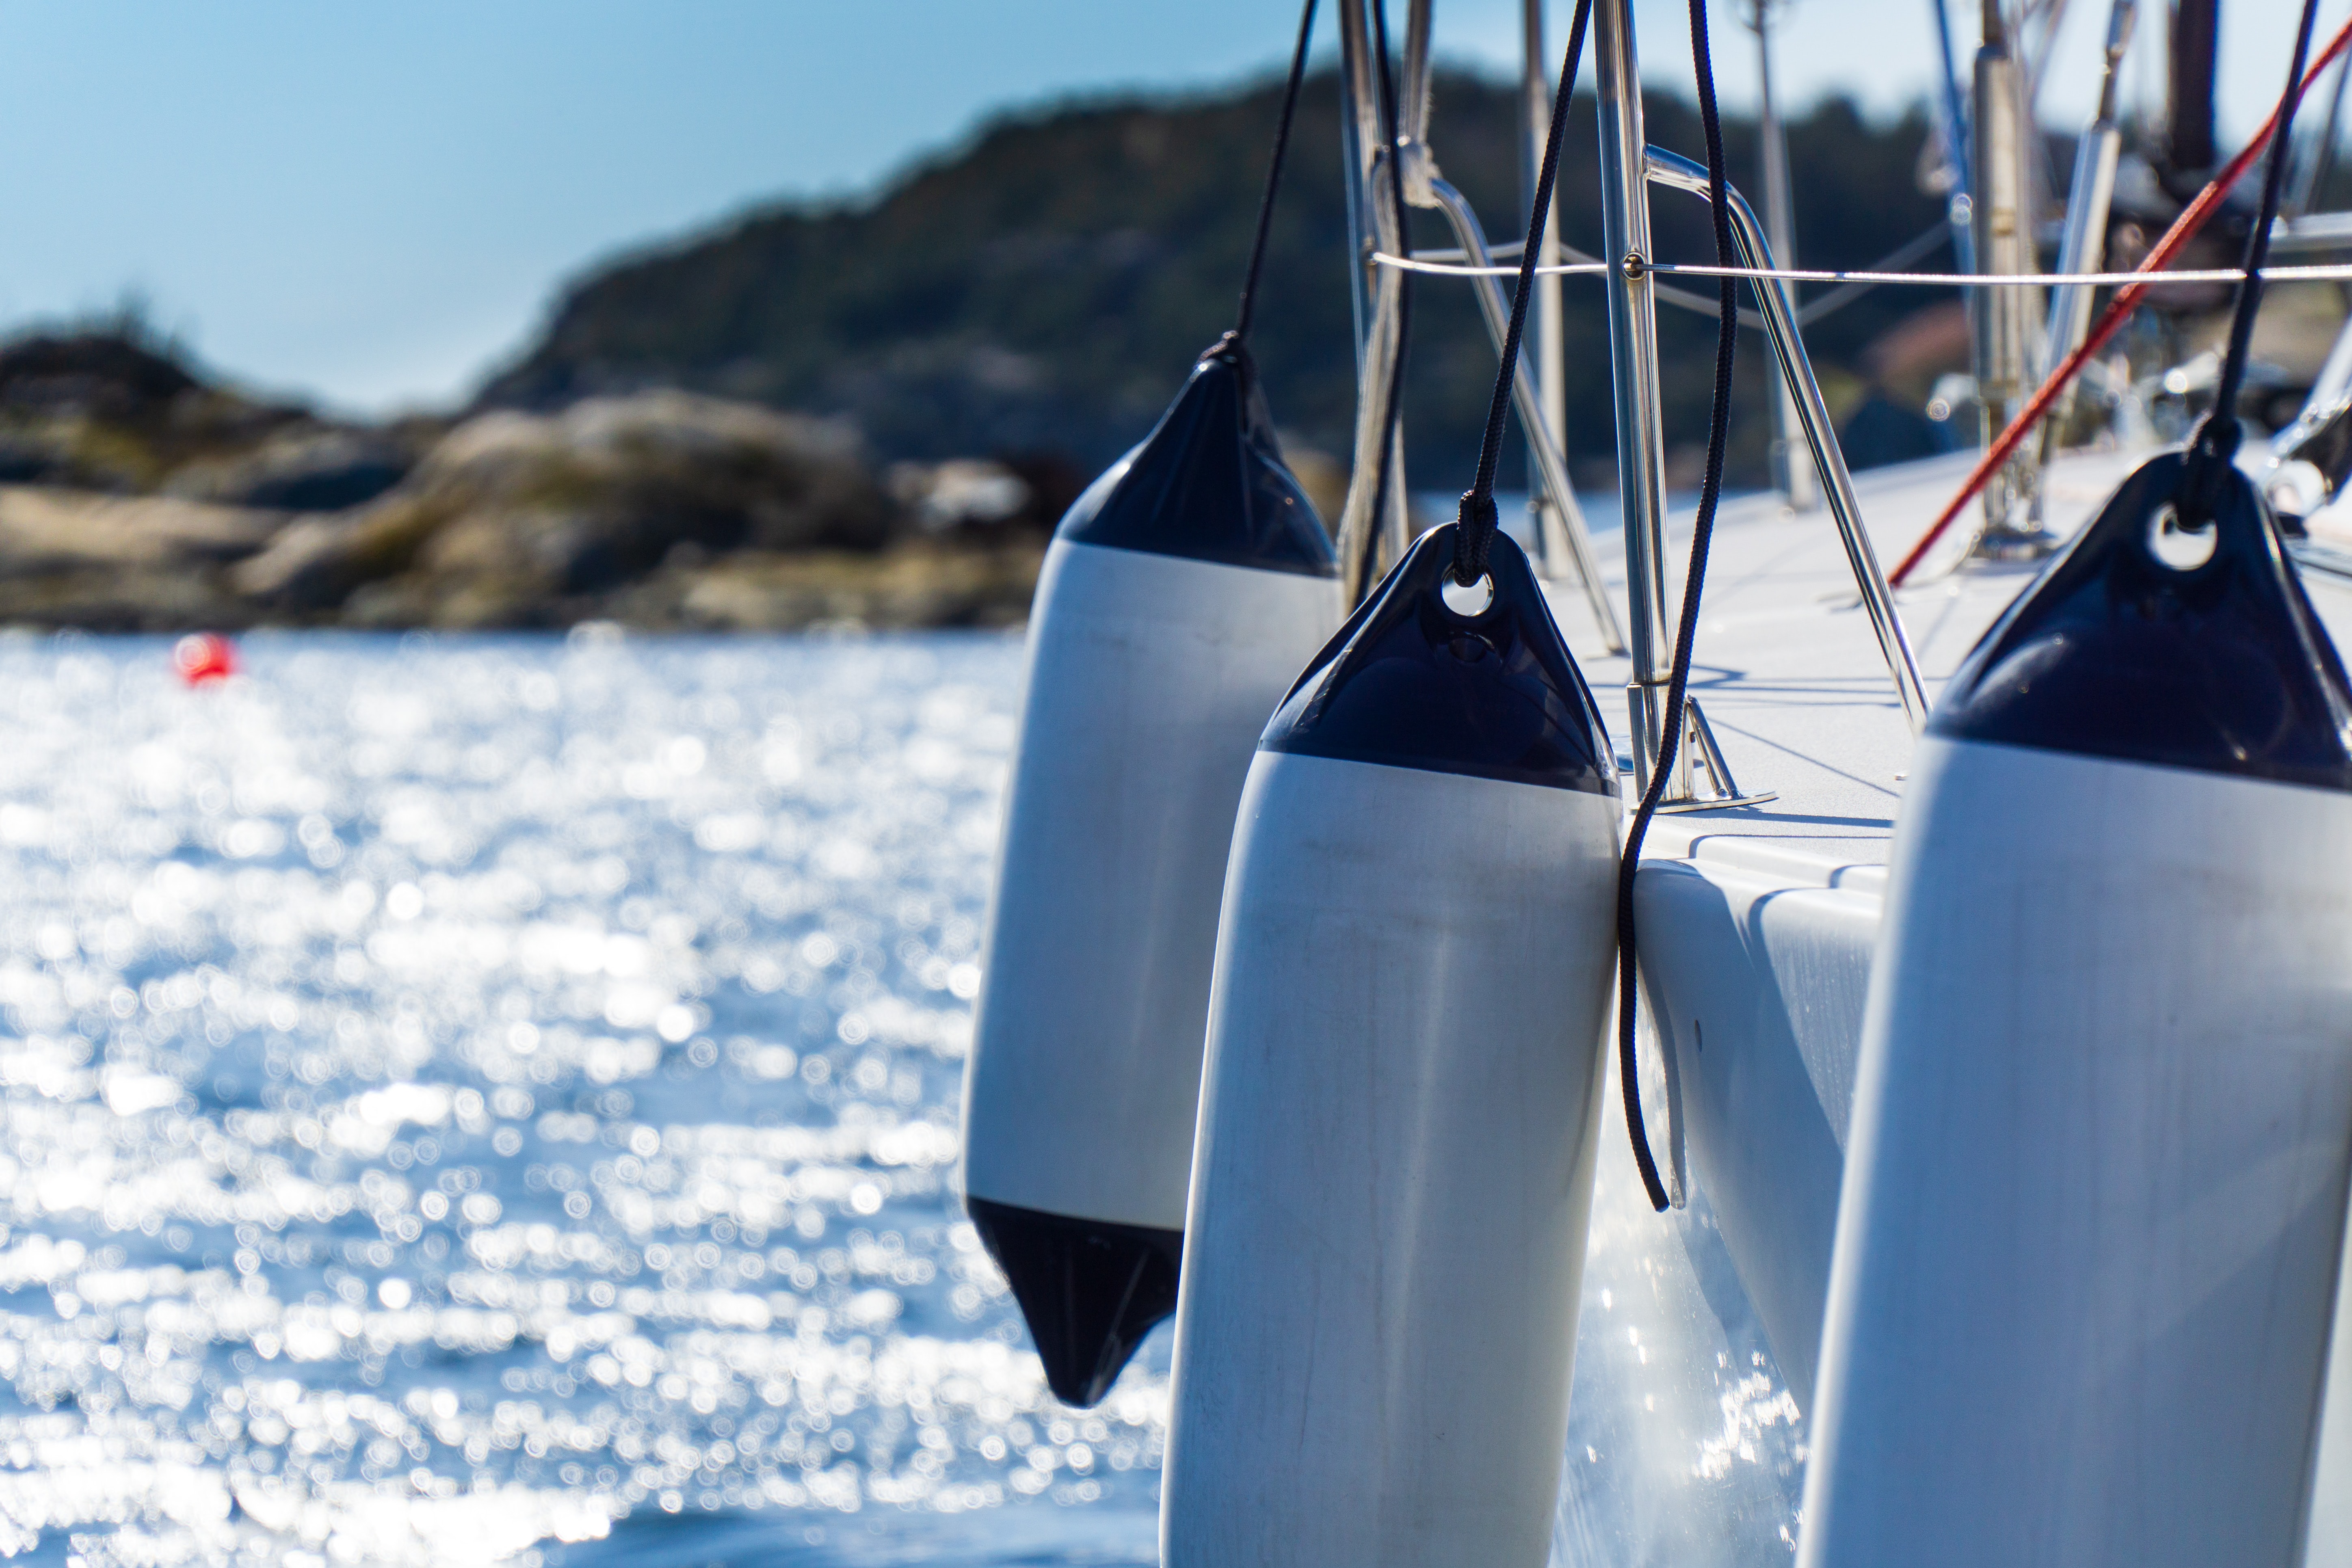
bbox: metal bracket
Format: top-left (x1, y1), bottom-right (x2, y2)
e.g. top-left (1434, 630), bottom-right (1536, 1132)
top-left (1653, 695), bottom-right (1777, 814)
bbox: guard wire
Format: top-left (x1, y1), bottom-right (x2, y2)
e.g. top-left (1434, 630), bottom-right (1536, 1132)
top-left (1794, 222), bottom-right (1952, 324)
top-left (1374, 252), bottom-right (2352, 289)
top-left (1615, 0), bottom-right (1741, 1216)
top-left (1449, 0), bottom-right (1594, 587)
top-left (1231, 0), bottom-right (1320, 347)
top-left (1361, 0), bottom-right (1416, 596)
top-left (2181, 0), bottom-right (2321, 525)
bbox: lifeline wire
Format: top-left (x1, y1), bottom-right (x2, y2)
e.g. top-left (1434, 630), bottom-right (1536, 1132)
top-left (1890, 7), bottom-right (2352, 586)
top-left (1616, 0), bottom-right (1741, 1217)
top-left (2183, 0), bottom-right (2322, 521)
top-left (1361, 0), bottom-right (1416, 597)
top-left (1795, 221), bottom-right (1952, 324)
top-left (1370, 253), bottom-right (2352, 288)
top-left (1450, 0), bottom-right (1594, 585)
top-left (1231, 0), bottom-right (1320, 345)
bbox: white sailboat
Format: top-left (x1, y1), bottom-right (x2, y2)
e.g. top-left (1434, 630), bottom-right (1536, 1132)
top-left (965, 0), bottom-right (2352, 1558)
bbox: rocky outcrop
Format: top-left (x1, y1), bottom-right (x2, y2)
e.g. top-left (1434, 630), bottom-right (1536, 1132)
top-left (0, 487), bottom-right (283, 631)
top-left (0, 334), bottom-right (1056, 632)
top-left (330, 540), bottom-right (1045, 633)
top-left (0, 332), bottom-right (309, 494)
top-left (165, 424), bottom-right (420, 511)
top-left (231, 390), bottom-right (915, 626)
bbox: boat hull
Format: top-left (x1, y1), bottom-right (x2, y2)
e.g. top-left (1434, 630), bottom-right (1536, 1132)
top-left (1629, 850), bottom-right (1876, 1408)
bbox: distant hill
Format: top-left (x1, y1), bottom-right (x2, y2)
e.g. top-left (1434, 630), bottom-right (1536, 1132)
top-left (480, 71), bottom-right (1955, 491)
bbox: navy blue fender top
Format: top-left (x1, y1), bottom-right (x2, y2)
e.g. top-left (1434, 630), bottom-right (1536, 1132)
top-left (1260, 521), bottom-right (1616, 796)
top-left (1934, 449), bottom-right (2352, 791)
top-left (1056, 337), bottom-right (1337, 577)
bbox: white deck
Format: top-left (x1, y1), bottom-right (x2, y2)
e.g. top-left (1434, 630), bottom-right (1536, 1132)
top-left (1546, 444), bottom-right (2352, 874)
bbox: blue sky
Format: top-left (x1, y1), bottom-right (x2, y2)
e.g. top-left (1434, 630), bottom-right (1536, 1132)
top-left (0, 0), bottom-right (2313, 413)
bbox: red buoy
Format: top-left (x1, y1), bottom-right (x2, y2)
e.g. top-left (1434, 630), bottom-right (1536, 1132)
top-left (173, 633), bottom-right (238, 686)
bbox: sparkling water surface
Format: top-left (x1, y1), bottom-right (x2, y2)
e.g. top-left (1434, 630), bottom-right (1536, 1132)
top-left (0, 629), bottom-right (1802, 1566)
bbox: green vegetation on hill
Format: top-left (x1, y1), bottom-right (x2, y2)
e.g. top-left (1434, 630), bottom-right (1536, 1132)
top-left (482, 72), bottom-right (1955, 491)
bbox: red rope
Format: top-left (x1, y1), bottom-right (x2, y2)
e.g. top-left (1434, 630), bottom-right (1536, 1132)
top-left (1888, 12), bottom-right (2352, 587)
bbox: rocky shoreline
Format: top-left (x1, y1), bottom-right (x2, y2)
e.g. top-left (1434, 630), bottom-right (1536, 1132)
top-left (0, 331), bottom-right (1075, 633)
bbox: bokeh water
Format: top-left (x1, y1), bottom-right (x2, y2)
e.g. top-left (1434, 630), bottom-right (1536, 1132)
top-left (0, 629), bottom-right (1802, 1566)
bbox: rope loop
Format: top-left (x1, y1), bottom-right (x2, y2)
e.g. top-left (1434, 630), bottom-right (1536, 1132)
top-left (1450, 491), bottom-right (1498, 585)
top-left (2181, 411), bottom-right (2244, 528)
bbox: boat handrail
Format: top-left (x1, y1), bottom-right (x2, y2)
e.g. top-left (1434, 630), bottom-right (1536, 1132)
top-left (1642, 146), bottom-right (1932, 736)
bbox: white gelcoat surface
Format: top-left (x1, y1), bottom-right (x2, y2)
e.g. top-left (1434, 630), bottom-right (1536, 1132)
top-left (1162, 750), bottom-right (1619, 1568)
top-left (962, 538), bottom-right (1338, 1231)
top-left (1632, 856), bottom-right (1880, 1409)
top-left (1801, 736), bottom-right (2352, 1568)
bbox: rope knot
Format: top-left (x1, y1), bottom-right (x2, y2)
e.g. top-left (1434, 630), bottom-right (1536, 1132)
top-left (2180, 408), bottom-right (2245, 528)
top-left (1451, 491), bottom-right (1498, 585)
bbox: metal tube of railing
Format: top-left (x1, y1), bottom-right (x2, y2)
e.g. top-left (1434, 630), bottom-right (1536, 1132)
top-left (1336, 0), bottom-right (1378, 372)
top-left (1750, 0), bottom-right (1818, 511)
top-left (1401, 0), bottom-right (1434, 150)
top-left (1594, 0), bottom-right (1676, 791)
top-left (1332, 0), bottom-right (1413, 607)
top-left (1522, 0), bottom-right (1573, 590)
top-left (2034, 0), bottom-right (2134, 471)
top-left (1971, 0), bottom-right (2045, 541)
top-left (1644, 147), bottom-right (1932, 734)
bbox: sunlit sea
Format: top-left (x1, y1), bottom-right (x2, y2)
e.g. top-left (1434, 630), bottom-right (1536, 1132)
top-left (0, 629), bottom-right (1803, 1567)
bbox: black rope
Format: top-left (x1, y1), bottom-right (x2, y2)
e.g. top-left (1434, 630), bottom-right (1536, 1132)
top-left (1450, 0), bottom-right (1595, 587)
top-left (2183, 0), bottom-right (2321, 524)
top-left (1615, 0), bottom-right (1742, 1215)
top-left (1360, 0), bottom-right (1415, 592)
top-left (1233, 0), bottom-right (1320, 346)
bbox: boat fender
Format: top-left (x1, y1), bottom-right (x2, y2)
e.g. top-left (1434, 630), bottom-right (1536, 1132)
top-left (1161, 521), bottom-right (1620, 1567)
top-left (960, 337), bottom-right (1339, 1408)
top-left (1800, 448), bottom-right (2352, 1568)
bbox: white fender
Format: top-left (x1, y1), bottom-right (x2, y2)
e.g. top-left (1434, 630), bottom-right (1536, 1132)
top-left (2305, 1192), bottom-right (2352, 1566)
top-left (960, 342), bottom-right (1339, 1406)
top-left (1802, 453), bottom-right (2352, 1568)
top-left (1162, 524), bottom-right (1620, 1568)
